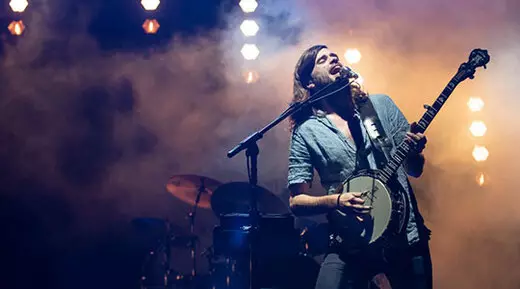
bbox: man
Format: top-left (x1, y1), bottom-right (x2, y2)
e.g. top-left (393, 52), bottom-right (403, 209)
top-left (287, 45), bottom-right (433, 289)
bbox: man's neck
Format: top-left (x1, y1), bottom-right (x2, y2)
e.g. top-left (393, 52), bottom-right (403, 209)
top-left (323, 96), bottom-right (356, 121)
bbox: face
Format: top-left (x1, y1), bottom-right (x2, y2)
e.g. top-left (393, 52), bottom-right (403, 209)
top-left (308, 48), bottom-right (354, 112)
top-left (308, 48), bottom-right (343, 88)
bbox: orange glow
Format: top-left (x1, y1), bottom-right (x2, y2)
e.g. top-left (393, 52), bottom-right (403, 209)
top-left (142, 19), bottom-right (160, 34)
top-left (476, 173), bottom-right (485, 186)
top-left (244, 70), bottom-right (259, 84)
top-left (8, 20), bottom-right (25, 36)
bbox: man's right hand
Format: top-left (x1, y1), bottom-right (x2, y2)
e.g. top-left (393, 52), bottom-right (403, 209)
top-left (338, 192), bottom-right (372, 215)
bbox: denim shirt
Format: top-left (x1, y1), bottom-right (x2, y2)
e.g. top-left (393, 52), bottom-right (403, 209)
top-left (288, 94), bottom-right (421, 244)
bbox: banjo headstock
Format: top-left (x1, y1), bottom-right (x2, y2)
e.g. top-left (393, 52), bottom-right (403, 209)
top-left (454, 48), bottom-right (490, 82)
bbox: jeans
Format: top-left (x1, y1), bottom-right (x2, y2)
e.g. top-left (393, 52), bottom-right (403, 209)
top-left (314, 241), bottom-right (433, 289)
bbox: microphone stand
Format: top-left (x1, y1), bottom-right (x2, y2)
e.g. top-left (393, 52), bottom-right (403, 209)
top-left (226, 76), bottom-right (356, 289)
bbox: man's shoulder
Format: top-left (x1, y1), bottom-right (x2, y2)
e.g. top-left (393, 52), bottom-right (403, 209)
top-left (292, 117), bottom-right (321, 137)
top-left (367, 93), bottom-right (392, 105)
top-left (367, 93), bottom-right (400, 112)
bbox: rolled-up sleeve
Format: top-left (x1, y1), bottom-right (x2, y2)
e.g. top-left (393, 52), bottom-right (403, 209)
top-left (288, 131), bottom-right (314, 187)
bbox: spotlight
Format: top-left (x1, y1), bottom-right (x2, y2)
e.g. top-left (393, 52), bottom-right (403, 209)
top-left (469, 121), bottom-right (487, 137)
top-left (239, 0), bottom-right (258, 13)
top-left (344, 48), bottom-right (361, 64)
top-left (9, 0), bottom-right (28, 12)
top-left (467, 97), bottom-right (484, 112)
top-left (472, 145), bottom-right (489, 162)
top-left (240, 20), bottom-right (259, 37)
top-left (8, 20), bottom-right (25, 36)
top-left (141, 0), bottom-right (160, 11)
top-left (142, 19), bottom-right (160, 34)
top-left (240, 44), bottom-right (260, 60)
top-left (476, 172), bottom-right (486, 186)
top-left (244, 70), bottom-right (259, 84)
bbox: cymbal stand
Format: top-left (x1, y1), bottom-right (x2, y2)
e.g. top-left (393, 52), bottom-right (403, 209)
top-left (164, 220), bottom-right (172, 286)
top-left (187, 177), bottom-right (205, 278)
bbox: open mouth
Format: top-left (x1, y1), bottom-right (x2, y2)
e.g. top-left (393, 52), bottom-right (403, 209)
top-left (330, 64), bottom-right (341, 75)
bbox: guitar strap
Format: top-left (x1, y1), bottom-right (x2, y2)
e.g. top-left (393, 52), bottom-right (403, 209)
top-left (357, 97), bottom-right (391, 168)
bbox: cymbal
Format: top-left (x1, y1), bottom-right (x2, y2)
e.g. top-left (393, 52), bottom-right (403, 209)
top-left (210, 182), bottom-right (289, 216)
top-left (166, 175), bottom-right (222, 209)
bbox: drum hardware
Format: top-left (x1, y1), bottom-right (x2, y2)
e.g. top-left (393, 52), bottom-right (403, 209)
top-left (210, 182), bottom-right (289, 217)
top-left (210, 180), bottom-right (292, 289)
top-left (132, 218), bottom-right (177, 289)
top-left (166, 174), bottom-right (222, 209)
top-left (166, 174), bottom-right (222, 278)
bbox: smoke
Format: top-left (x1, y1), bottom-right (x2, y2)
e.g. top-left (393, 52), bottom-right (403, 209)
top-left (1, 0), bottom-right (520, 287)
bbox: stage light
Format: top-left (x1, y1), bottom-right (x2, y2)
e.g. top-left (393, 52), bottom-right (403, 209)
top-left (244, 70), bottom-right (259, 84)
top-left (344, 48), bottom-right (361, 64)
top-left (240, 20), bottom-right (259, 37)
top-left (8, 20), bottom-right (25, 36)
top-left (141, 0), bottom-right (160, 11)
top-left (239, 0), bottom-right (258, 13)
top-left (468, 97), bottom-right (484, 112)
top-left (469, 121), bottom-right (487, 137)
top-left (476, 172), bottom-right (486, 186)
top-left (240, 44), bottom-right (259, 60)
top-left (142, 19), bottom-right (160, 34)
top-left (9, 0), bottom-right (28, 12)
top-left (472, 145), bottom-right (489, 162)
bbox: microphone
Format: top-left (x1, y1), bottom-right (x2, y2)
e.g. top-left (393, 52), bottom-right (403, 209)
top-left (339, 66), bottom-right (359, 79)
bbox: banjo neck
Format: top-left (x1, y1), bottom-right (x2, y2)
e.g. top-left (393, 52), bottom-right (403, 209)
top-left (377, 72), bottom-right (468, 183)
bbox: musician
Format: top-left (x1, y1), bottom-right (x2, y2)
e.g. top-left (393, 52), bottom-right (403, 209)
top-left (287, 45), bottom-right (433, 289)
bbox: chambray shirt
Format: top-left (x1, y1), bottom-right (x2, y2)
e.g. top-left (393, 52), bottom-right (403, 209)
top-left (288, 94), bottom-right (420, 244)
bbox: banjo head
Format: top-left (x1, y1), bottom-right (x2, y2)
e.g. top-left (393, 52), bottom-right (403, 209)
top-left (336, 174), bottom-right (393, 245)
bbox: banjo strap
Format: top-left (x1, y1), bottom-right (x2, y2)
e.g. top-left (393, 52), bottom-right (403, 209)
top-left (357, 97), bottom-right (390, 169)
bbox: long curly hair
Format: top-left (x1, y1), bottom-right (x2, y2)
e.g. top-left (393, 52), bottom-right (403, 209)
top-left (289, 45), bottom-right (367, 130)
top-left (290, 45), bottom-right (327, 129)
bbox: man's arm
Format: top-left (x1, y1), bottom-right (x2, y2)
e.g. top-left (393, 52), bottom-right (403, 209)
top-left (287, 131), bottom-right (347, 216)
top-left (287, 131), bottom-right (339, 216)
top-left (289, 183), bottom-right (341, 216)
top-left (405, 152), bottom-right (425, 177)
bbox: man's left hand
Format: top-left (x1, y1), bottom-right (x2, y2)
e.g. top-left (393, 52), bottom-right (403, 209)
top-left (406, 122), bottom-right (427, 154)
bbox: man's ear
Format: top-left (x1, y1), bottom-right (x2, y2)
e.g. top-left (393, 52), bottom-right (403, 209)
top-left (306, 82), bottom-right (316, 90)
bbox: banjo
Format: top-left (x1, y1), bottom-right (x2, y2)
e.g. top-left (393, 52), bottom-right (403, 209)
top-left (327, 48), bottom-right (490, 251)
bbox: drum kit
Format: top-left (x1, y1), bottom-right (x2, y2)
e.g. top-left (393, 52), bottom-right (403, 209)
top-left (133, 174), bottom-right (326, 289)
